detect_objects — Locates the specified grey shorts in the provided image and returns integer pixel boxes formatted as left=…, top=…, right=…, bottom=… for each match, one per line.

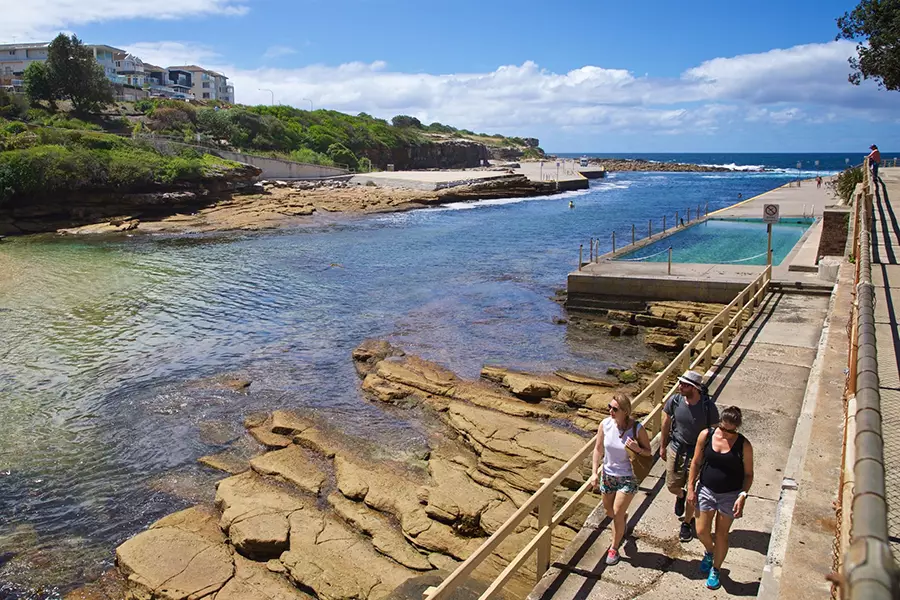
left=698, top=485, right=742, bottom=518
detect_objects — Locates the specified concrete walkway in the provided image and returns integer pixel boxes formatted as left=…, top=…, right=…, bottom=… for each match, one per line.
left=528, top=291, right=830, bottom=600
left=869, top=167, right=900, bottom=562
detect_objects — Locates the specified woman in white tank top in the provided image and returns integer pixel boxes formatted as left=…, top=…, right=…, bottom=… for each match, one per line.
left=588, top=393, right=652, bottom=565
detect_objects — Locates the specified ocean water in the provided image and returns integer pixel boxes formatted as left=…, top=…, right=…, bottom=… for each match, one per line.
left=0, top=160, right=832, bottom=597
left=555, top=151, right=888, bottom=175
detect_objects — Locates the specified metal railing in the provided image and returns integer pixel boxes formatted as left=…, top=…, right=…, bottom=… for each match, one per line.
left=423, top=265, right=773, bottom=600
left=840, top=158, right=900, bottom=599
left=579, top=203, right=710, bottom=270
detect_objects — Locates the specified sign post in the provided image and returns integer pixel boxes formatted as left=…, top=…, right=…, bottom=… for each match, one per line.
left=763, top=204, right=780, bottom=265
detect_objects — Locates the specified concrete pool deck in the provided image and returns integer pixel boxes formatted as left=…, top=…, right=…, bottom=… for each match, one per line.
left=567, top=181, right=839, bottom=308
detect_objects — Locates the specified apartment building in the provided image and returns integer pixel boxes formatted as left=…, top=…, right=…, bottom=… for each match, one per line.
left=0, top=42, right=49, bottom=90
left=168, top=65, right=234, bottom=103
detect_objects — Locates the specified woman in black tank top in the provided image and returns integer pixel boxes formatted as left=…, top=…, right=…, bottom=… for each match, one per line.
left=685, top=406, right=755, bottom=590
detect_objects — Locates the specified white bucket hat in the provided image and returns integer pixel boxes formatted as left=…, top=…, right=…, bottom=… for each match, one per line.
left=677, top=370, right=704, bottom=390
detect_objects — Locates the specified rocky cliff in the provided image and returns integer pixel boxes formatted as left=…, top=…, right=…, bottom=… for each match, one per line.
left=0, top=163, right=261, bottom=236
left=361, top=140, right=489, bottom=170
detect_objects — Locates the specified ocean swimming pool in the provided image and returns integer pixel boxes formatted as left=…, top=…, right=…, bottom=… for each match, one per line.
left=615, top=218, right=814, bottom=266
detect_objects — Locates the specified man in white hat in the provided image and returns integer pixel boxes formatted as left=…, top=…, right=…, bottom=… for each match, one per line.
left=660, top=370, right=719, bottom=542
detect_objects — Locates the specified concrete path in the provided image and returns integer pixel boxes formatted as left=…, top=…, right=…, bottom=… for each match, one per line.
left=869, top=167, right=900, bottom=562
left=528, top=291, right=830, bottom=600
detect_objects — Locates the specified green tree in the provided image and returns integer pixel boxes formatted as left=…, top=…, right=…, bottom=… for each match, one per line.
left=391, top=115, right=423, bottom=129
left=24, top=34, right=114, bottom=114
left=326, top=142, right=358, bottom=169
left=23, top=62, right=56, bottom=108
left=837, top=0, right=900, bottom=89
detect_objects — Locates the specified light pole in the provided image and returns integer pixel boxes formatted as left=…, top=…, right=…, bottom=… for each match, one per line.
left=301, top=97, right=313, bottom=111
left=258, top=88, right=274, bottom=105
left=796, top=161, right=802, bottom=187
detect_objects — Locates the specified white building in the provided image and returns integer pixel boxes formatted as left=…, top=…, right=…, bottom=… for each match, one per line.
left=168, top=65, right=234, bottom=103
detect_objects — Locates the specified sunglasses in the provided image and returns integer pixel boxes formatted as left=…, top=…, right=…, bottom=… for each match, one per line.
left=720, top=426, right=738, bottom=434
left=607, top=404, right=619, bottom=412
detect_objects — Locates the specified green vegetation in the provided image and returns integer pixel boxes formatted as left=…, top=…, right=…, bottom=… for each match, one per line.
left=0, top=115, right=244, bottom=204
left=834, top=166, right=864, bottom=202
left=837, top=0, right=900, bottom=90
left=24, top=34, right=114, bottom=114
left=133, top=100, right=542, bottom=167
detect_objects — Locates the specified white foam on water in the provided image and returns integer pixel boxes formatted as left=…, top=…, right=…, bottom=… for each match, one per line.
left=423, top=187, right=593, bottom=212
left=699, top=163, right=766, bottom=171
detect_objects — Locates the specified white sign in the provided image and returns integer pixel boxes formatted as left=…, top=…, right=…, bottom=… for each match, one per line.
left=763, top=203, right=780, bottom=224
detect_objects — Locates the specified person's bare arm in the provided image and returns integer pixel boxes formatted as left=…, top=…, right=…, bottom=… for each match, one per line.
left=589, top=422, right=605, bottom=489
left=733, top=440, right=754, bottom=518
left=686, top=429, right=708, bottom=506
left=660, top=411, right=672, bottom=460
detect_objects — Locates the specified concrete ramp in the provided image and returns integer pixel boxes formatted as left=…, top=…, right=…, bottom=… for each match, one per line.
left=528, top=291, right=829, bottom=600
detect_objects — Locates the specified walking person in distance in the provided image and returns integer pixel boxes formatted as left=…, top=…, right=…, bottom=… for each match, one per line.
left=588, top=394, right=652, bottom=565
left=687, top=406, right=754, bottom=590
left=660, top=370, right=719, bottom=542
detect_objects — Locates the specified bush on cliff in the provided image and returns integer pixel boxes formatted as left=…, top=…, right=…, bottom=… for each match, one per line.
left=0, top=129, right=243, bottom=204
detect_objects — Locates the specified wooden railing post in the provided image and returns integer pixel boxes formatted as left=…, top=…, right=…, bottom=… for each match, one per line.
left=536, top=480, right=553, bottom=579
left=703, top=327, right=713, bottom=371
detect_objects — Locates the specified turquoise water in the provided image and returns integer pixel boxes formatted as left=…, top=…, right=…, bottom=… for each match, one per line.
left=615, top=218, right=814, bottom=266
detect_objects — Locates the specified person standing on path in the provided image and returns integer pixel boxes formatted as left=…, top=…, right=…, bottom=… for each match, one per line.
left=687, top=406, right=754, bottom=590
left=869, top=145, right=882, bottom=181
left=660, top=370, right=719, bottom=542
left=588, top=394, right=652, bottom=566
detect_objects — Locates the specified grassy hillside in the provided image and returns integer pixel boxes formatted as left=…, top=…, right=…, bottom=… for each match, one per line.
left=0, top=94, right=247, bottom=204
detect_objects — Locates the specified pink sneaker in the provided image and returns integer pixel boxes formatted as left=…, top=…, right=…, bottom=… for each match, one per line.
left=605, top=547, right=620, bottom=565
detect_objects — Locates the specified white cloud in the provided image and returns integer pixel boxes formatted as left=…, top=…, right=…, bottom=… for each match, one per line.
left=1, top=0, right=248, bottom=41
left=114, top=37, right=900, bottom=140
left=263, top=46, right=297, bottom=60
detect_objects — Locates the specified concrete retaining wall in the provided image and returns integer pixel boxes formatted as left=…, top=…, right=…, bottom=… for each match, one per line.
left=567, top=273, right=748, bottom=306
left=211, top=149, right=348, bottom=180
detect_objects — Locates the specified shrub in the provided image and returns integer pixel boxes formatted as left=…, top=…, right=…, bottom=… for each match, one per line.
left=326, top=142, right=358, bottom=169
left=834, top=166, right=864, bottom=202
left=391, top=115, right=423, bottom=129
left=0, top=89, right=28, bottom=120
left=289, top=147, right=334, bottom=166
left=134, top=99, right=154, bottom=114
left=357, top=157, right=374, bottom=173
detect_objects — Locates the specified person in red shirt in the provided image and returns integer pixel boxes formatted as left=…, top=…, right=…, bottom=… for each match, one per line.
left=869, top=145, right=882, bottom=180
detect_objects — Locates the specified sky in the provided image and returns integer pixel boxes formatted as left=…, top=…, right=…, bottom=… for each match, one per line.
left=3, top=0, right=896, bottom=152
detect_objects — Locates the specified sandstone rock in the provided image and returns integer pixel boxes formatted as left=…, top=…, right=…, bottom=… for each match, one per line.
left=249, top=426, right=293, bottom=449
left=606, top=310, right=634, bottom=323
left=200, top=451, right=251, bottom=475
left=352, top=339, right=405, bottom=377
left=116, top=513, right=233, bottom=600
left=215, top=472, right=305, bottom=560
left=250, top=445, right=327, bottom=494
left=634, top=314, right=678, bottom=329
left=553, top=370, right=617, bottom=387
left=63, top=569, right=126, bottom=600
left=501, top=373, right=555, bottom=399
left=150, top=505, right=225, bottom=544
left=327, top=493, right=432, bottom=570
left=441, top=402, right=589, bottom=493
left=479, top=365, right=508, bottom=384
left=245, top=412, right=269, bottom=428
left=281, top=512, right=416, bottom=600
left=270, top=410, right=314, bottom=436
left=217, top=555, right=313, bottom=600
left=645, top=333, right=687, bottom=352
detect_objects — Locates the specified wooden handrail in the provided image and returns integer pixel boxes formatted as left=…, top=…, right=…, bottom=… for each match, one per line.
left=423, top=265, right=772, bottom=600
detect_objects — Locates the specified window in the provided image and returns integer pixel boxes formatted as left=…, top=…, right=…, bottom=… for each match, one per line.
left=202, top=92, right=210, bottom=99
left=202, top=82, right=210, bottom=88
left=8, top=51, right=15, bottom=55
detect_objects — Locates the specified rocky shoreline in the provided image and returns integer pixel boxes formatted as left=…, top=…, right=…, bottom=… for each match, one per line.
left=65, top=300, right=727, bottom=600
left=580, top=158, right=738, bottom=173
left=4, top=174, right=557, bottom=236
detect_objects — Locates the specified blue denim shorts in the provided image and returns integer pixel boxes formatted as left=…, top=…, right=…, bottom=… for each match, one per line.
left=600, top=473, right=638, bottom=495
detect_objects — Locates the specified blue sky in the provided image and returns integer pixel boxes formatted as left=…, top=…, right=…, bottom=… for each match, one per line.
left=6, top=0, right=896, bottom=152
